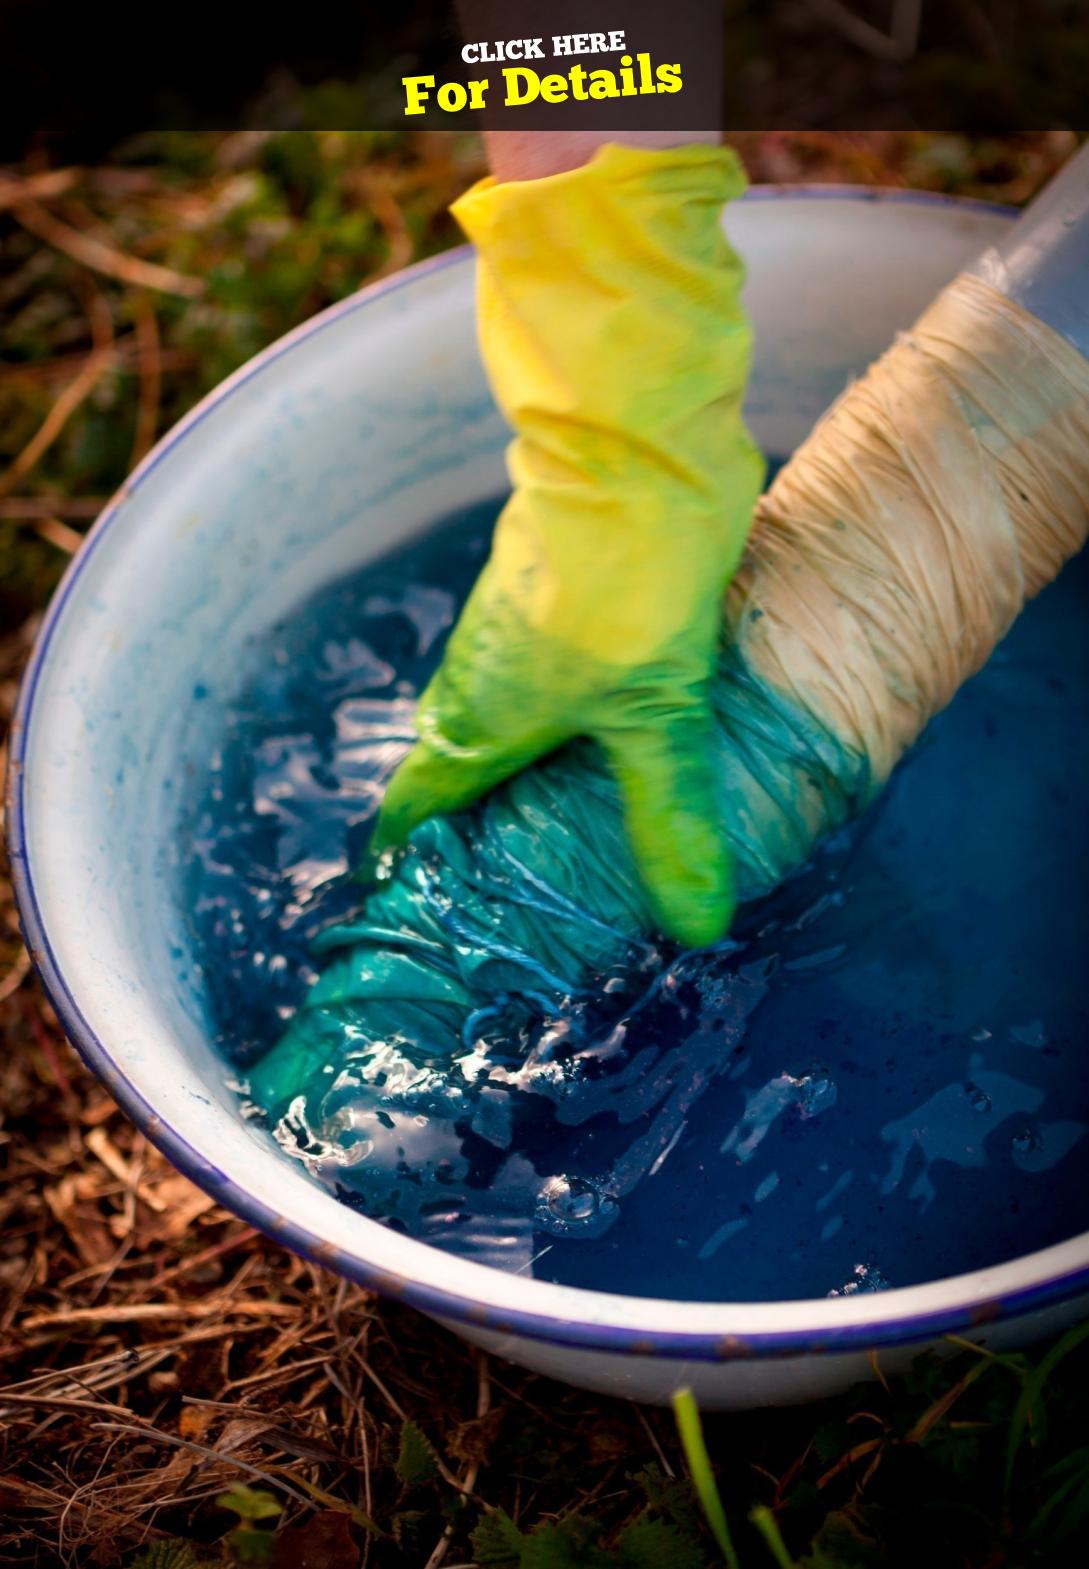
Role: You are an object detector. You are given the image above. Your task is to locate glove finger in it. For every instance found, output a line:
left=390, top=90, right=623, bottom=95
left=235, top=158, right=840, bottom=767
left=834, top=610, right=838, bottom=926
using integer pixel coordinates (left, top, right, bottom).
left=602, top=712, right=734, bottom=949
left=371, top=727, right=558, bottom=855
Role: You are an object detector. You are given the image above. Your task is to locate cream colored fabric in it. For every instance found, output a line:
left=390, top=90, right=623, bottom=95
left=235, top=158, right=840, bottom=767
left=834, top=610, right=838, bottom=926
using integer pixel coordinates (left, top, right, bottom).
left=730, top=273, right=1089, bottom=790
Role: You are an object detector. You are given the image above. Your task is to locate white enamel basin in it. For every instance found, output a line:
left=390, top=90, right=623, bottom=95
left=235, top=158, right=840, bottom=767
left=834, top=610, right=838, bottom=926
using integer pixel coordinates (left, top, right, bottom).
left=12, top=187, right=1089, bottom=1407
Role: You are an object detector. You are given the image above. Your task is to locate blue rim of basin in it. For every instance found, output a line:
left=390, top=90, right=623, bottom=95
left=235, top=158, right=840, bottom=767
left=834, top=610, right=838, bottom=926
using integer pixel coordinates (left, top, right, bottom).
left=13, top=185, right=1089, bottom=1364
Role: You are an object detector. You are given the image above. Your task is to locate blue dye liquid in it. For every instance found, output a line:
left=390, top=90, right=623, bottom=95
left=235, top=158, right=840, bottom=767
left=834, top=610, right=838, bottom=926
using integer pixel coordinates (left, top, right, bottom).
left=183, top=499, right=1089, bottom=1302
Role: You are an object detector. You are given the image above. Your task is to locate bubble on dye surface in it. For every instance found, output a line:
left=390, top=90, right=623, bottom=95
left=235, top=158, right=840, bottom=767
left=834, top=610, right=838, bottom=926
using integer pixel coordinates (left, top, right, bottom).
left=1011, top=1124, right=1042, bottom=1155
left=1010, top=1121, right=1087, bottom=1175
left=828, top=1263, right=890, bottom=1297
left=535, top=1175, right=620, bottom=1239
left=964, top=1081, right=993, bottom=1114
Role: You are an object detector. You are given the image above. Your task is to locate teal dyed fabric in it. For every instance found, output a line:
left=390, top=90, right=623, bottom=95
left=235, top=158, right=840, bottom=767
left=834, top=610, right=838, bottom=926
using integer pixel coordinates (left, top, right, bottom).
left=248, top=632, right=872, bottom=1115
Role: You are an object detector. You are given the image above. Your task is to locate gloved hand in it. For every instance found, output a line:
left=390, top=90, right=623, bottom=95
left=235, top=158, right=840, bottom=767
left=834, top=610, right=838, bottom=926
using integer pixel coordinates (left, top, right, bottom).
left=373, top=142, right=764, bottom=947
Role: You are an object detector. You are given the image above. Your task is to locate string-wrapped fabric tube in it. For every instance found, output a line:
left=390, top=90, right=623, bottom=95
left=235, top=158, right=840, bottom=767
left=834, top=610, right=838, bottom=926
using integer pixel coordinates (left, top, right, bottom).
left=249, top=275, right=1089, bottom=1117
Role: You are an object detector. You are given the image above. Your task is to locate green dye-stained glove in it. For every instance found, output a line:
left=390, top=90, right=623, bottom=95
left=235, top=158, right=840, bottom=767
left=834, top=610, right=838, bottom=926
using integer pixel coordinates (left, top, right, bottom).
left=373, top=142, right=764, bottom=948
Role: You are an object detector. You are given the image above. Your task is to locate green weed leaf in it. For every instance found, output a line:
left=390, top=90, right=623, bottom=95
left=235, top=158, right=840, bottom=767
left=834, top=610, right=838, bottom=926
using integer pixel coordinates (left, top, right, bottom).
left=129, top=1544, right=216, bottom=1569
left=615, top=1514, right=707, bottom=1569
left=632, top=1463, right=700, bottom=1536
left=216, top=1484, right=283, bottom=1523
left=521, top=1514, right=607, bottom=1569
left=472, top=1506, right=527, bottom=1566
left=1026, top=1444, right=1089, bottom=1547
left=215, top=1484, right=282, bottom=1564
left=230, top=1525, right=277, bottom=1564
left=1005, top=1319, right=1089, bottom=1490
left=395, top=1417, right=439, bottom=1487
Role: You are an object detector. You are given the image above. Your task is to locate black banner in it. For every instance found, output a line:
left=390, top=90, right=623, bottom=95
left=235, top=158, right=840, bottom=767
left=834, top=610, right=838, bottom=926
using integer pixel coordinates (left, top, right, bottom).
left=4, top=0, right=1088, bottom=154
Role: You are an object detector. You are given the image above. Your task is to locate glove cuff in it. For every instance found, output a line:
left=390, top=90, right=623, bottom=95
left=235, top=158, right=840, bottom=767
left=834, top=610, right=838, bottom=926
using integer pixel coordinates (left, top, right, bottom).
left=451, top=141, right=747, bottom=237
left=450, top=140, right=762, bottom=594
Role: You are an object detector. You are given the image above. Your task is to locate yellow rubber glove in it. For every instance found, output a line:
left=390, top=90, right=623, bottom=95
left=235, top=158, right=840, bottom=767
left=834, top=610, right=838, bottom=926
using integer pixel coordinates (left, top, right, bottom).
left=373, top=142, right=764, bottom=947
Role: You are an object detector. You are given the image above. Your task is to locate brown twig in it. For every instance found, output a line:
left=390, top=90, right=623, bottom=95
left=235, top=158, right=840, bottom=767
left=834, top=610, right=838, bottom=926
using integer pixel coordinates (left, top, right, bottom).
left=0, top=1391, right=134, bottom=1418
left=805, top=0, right=923, bottom=62
left=0, top=948, right=31, bottom=1003
left=816, top=1436, right=884, bottom=1490
left=33, top=518, right=83, bottom=554
left=424, top=1353, right=491, bottom=1569
left=143, top=1226, right=259, bottom=1292
left=0, top=341, right=195, bottom=386
left=633, top=1403, right=675, bottom=1478
left=0, top=497, right=106, bottom=518
left=905, top=1361, right=989, bottom=1444
left=0, top=167, right=78, bottom=212
left=129, top=293, right=162, bottom=467
left=0, top=276, right=116, bottom=502
left=0, top=351, right=112, bottom=501
left=21, top=1299, right=302, bottom=1330
left=90, top=1421, right=323, bottom=1512
left=362, top=177, right=414, bottom=279
left=11, top=198, right=204, bottom=298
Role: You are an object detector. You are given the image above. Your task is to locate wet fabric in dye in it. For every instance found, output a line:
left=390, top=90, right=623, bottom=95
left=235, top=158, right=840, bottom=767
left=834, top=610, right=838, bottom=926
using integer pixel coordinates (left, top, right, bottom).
left=181, top=500, right=1089, bottom=1302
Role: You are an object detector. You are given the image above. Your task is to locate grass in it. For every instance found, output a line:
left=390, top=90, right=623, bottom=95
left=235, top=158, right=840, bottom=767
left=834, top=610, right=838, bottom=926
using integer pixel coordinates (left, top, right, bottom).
left=674, top=1389, right=741, bottom=1568
left=2, top=130, right=1088, bottom=1567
